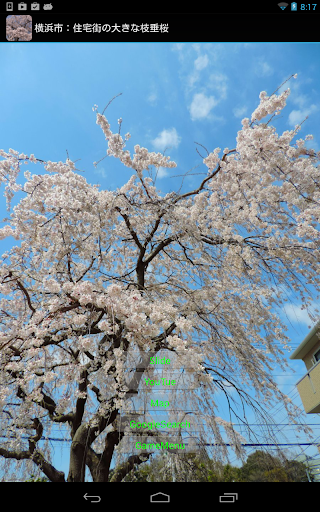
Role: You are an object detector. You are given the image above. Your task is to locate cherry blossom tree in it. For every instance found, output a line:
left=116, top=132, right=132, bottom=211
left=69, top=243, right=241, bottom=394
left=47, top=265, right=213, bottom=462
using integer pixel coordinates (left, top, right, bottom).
left=0, top=75, right=319, bottom=482
left=6, top=15, right=32, bottom=42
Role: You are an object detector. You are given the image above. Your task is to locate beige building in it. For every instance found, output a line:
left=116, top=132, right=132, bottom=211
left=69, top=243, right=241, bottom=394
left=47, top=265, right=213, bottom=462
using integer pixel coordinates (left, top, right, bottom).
left=290, top=320, right=320, bottom=414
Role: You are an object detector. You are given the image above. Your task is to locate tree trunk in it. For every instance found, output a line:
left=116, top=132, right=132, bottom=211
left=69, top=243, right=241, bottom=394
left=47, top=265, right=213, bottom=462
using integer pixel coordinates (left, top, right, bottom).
left=86, top=430, right=119, bottom=482
left=86, top=447, right=110, bottom=482
left=67, top=424, right=89, bottom=482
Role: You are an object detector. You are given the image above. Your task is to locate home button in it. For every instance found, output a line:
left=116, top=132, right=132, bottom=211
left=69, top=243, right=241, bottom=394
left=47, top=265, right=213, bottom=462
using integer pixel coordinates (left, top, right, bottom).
left=150, top=492, right=170, bottom=503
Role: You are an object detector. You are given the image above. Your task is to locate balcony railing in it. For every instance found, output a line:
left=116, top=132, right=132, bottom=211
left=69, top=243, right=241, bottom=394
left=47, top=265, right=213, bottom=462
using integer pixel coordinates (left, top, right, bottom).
left=296, top=359, right=320, bottom=414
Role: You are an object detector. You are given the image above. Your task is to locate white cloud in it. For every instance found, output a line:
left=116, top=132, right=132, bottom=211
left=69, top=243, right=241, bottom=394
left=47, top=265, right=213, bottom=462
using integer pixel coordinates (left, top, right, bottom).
left=233, top=105, right=247, bottom=118
left=255, top=59, right=273, bottom=77
left=172, top=44, right=228, bottom=122
left=94, top=167, right=107, bottom=178
left=208, top=72, right=228, bottom=100
left=274, top=373, right=298, bottom=394
left=282, top=303, right=320, bottom=328
left=192, top=43, right=201, bottom=53
left=155, top=166, right=169, bottom=179
left=288, top=104, right=318, bottom=127
left=151, top=127, right=181, bottom=152
left=174, top=43, right=184, bottom=52
left=194, top=54, right=209, bottom=71
left=187, top=55, right=210, bottom=89
left=147, top=92, right=158, bottom=105
left=189, top=92, right=217, bottom=120
left=292, top=93, right=309, bottom=109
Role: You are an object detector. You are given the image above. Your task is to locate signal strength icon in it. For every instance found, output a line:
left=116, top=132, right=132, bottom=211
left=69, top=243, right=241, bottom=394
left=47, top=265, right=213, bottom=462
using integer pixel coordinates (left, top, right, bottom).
left=278, top=2, right=289, bottom=9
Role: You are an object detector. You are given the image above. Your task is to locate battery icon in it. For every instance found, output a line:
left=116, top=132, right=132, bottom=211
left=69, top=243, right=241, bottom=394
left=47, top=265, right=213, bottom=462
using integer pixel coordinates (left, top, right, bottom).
left=291, top=2, right=298, bottom=9
left=219, top=493, right=239, bottom=503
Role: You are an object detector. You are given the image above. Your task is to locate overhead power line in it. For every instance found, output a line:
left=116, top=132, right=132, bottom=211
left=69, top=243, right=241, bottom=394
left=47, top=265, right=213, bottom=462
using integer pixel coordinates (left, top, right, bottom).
left=202, top=443, right=320, bottom=447
left=1, top=436, right=319, bottom=447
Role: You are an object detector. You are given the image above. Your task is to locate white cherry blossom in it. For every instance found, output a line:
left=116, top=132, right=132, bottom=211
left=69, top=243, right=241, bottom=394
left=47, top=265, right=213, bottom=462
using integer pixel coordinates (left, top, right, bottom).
left=0, top=76, right=318, bottom=482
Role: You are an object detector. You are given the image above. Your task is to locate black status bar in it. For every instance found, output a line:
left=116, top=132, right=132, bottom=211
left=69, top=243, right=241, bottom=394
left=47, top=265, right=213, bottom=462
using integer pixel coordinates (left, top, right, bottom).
left=2, top=5, right=320, bottom=14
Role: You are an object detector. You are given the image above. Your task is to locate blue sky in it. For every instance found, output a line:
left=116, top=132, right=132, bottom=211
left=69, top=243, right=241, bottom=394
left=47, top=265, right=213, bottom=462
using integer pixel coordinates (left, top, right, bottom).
left=1, top=42, right=320, bottom=479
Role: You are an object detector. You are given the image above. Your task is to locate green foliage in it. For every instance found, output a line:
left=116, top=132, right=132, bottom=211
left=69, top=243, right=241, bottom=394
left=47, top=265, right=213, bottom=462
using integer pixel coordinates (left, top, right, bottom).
left=26, top=474, right=49, bottom=482
left=237, top=450, right=308, bottom=482
left=117, top=449, right=309, bottom=482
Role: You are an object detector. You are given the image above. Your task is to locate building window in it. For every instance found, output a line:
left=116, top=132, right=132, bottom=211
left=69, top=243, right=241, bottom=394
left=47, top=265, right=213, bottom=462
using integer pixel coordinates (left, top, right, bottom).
left=313, top=348, right=320, bottom=364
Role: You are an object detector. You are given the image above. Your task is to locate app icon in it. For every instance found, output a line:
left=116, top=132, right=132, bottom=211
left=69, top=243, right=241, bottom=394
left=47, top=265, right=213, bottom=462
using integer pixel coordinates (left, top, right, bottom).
left=6, top=2, right=14, bottom=10
left=150, top=492, right=170, bottom=503
left=18, top=2, right=27, bottom=9
left=219, top=493, right=239, bottom=503
left=31, top=2, right=40, bottom=9
left=43, top=3, right=53, bottom=8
